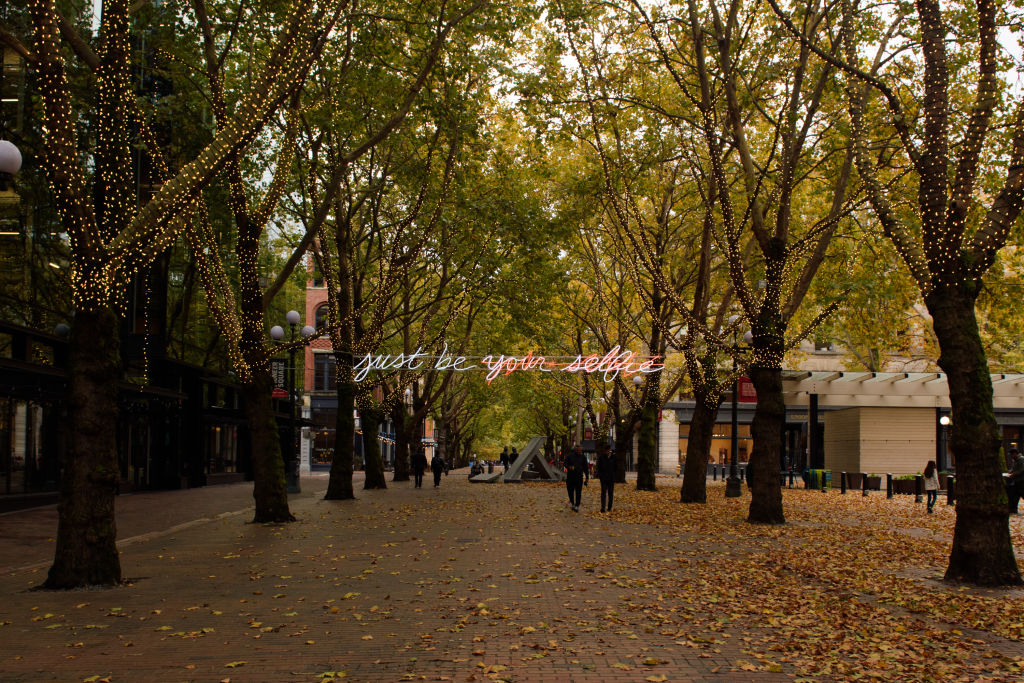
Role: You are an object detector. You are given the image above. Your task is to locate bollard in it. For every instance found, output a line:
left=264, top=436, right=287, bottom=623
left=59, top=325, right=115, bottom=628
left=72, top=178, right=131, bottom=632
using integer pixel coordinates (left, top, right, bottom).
left=886, top=473, right=893, bottom=499
left=840, top=471, right=847, bottom=494
left=821, top=470, right=827, bottom=493
left=788, top=469, right=795, bottom=488
left=915, top=474, right=924, bottom=503
left=861, top=471, right=868, bottom=497
left=947, top=477, right=955, bottom=505
left=713, top=465, right=717, bottom=481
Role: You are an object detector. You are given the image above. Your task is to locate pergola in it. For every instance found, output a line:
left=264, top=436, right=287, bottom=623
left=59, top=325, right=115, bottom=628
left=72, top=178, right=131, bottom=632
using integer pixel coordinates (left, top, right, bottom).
left=781, top=371, right=1024, bottom=474
left=782, top=371, right=1024, bottom=409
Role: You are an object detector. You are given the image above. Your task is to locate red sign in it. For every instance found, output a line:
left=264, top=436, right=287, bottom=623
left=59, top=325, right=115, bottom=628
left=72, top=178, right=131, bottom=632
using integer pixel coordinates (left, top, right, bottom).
left=738, top=377, right=757, bottom=403
left=272, top=388, right=288, bottom=398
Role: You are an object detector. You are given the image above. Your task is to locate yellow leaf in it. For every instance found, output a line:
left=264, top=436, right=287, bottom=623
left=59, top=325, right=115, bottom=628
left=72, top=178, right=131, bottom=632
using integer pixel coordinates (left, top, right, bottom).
left=224, top=661, right=246, bottom=668
left=646, top=676, right=667, bottom=682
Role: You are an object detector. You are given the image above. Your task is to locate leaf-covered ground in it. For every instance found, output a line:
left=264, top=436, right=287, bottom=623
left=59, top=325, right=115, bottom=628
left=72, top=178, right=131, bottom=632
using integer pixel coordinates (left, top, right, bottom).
left=0, top=473, right=1022, bottom=681
left=604, top=481, right=1024, bottom=681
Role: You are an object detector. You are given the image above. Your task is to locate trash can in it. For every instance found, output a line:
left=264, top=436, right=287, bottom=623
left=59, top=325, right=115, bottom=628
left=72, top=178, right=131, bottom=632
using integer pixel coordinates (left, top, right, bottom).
left=807, top=469, right=832, bottom=489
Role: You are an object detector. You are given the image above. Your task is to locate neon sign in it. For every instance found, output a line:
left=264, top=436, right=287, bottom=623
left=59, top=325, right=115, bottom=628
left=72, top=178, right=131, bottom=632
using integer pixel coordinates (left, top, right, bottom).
left=352, top=344, right=664, bottom=383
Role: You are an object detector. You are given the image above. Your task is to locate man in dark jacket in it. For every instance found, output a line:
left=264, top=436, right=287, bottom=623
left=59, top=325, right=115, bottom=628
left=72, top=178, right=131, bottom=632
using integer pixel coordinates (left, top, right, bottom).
left=411, top=447, right=428, bottom=488
left=500, top=446, right=509, bottom=472
left=565, top=445, right=589, bottom=512
left=431, top=452, right=446, bottom=487
left=596, top=446, right=616, bottom=512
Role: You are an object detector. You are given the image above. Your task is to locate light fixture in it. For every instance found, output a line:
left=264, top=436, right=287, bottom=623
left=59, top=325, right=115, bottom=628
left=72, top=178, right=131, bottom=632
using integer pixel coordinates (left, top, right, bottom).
left=940, top=415, right=951, bottom=426
left=0, top=140, right=22, bottom=176
left=270, top=325, right=284, bottom=341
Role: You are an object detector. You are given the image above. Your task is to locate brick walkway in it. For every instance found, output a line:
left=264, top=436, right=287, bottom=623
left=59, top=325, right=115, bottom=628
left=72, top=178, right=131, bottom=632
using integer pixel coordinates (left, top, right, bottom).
left=0, top=471, right=1020, bottom=681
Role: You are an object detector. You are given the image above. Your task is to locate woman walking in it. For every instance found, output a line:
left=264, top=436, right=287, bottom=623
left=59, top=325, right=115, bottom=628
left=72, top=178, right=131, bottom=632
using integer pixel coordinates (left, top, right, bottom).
left=924, top=460, right=939, bottom=513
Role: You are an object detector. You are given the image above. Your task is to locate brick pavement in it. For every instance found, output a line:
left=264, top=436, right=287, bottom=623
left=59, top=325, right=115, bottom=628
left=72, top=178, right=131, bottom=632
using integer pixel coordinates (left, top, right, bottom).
left=0, top=472, right=1019, bottom=682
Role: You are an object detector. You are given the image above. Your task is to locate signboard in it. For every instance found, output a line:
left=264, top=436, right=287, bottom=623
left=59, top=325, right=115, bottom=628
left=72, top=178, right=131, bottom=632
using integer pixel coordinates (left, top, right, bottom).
left=272, top=388, right=288, bottom=398
left=738, top=376, right=757, bottom=403
left=270, top=358, right=286, bottom=390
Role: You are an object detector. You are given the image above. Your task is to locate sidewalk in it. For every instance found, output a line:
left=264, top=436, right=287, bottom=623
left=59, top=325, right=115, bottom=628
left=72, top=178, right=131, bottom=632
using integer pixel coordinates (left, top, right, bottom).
left=1, top=471, right=1021, bottom=681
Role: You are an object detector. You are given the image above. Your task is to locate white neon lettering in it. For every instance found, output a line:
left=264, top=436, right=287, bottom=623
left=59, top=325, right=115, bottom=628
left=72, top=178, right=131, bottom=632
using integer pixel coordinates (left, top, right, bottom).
left=351, top=347, right=663, bottom=382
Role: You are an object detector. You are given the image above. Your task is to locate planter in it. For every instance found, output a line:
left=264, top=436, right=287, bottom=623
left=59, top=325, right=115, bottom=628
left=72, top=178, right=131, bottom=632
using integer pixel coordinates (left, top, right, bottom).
left=892, top=479, right=917, bottom=495
left=865, top=476, right=882, bottom=490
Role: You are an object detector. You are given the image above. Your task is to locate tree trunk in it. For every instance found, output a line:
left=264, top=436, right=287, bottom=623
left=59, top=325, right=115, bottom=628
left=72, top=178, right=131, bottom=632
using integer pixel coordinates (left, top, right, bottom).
left=680, top=394, right=722, bottom=504
left=928, top=287, right=1021, bottom=585
left=325, top=373, right=356, bottom=500
left=391, top=405, right=410, bottom=482
left=636, top=376, right=660, bottom=491
left=242, top=369, right=294, bottom=522
left=613, top=413, right=636, bottom=484
left=45, top=307, right=122, bottom=589
left=747, top=365, right=785, bottom=524
left=361, top=406, right=387, bottom=489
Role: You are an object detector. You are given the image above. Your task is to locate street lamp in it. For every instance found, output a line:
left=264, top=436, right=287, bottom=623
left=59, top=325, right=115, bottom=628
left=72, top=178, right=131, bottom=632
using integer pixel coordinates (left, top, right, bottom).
left=938, top=414, right=952, bottom=471
left=631, top=374, right=643, bottom=471
left=270, top=310, right=313, bottom=494
left=725, top=316, right=752, bottom=498
left=0, top=139, right=22, bottom=191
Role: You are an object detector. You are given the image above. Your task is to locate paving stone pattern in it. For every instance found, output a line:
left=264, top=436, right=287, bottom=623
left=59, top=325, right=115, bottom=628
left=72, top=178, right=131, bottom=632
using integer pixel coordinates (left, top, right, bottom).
left=0, top=472, right=993, bottom=682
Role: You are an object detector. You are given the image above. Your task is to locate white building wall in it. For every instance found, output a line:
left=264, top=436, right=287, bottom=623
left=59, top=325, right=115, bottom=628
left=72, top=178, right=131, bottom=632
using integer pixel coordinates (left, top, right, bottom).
left=659, top=411, right=680, bottom=475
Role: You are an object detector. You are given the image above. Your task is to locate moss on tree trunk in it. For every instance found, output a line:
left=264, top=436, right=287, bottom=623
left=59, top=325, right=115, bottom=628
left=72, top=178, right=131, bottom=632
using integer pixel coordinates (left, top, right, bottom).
left=636, top=389, right=659, bottom=491
left=44, top=307, right=122, bottom=589
left=928, top=286, right=1021, bottom=585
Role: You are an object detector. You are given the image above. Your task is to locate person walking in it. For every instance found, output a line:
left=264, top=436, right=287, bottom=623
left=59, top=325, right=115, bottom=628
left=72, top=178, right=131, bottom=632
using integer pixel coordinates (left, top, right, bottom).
left=509, top=446, right=519, bottom=470
left=411, top=446, right=428, bottom=488
left=564, top=445, right=589, bottom=512
left=596, top=447, right=616, bottom=512
left=923, top=460, right=939, bottom=513
left=431, top=451, right=446, bottom=487
left=500, top=446, right=510, bottom=473
left=1007, top=449, right=1024, bottom=513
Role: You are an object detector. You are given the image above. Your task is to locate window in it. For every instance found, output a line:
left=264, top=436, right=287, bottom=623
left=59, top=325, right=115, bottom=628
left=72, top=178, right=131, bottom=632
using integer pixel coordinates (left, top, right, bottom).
left=313, top=353, right=336, bottom=391
left=314, top=304, right=329, bottom=331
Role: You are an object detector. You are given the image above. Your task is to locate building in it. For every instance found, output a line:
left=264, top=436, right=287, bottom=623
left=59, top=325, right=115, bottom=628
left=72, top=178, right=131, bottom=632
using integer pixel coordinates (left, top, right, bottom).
left=661, top=364, right=1024, bottom=477
left=303, top=274, right=436, bottom=471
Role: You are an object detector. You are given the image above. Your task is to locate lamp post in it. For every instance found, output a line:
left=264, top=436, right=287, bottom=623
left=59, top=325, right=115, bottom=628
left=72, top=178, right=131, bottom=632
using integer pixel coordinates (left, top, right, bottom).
left=404, top=387, right=414, bottom=470
left=939, top=414, right=952, bottom=472
left=270, top=310, right=312, bottom=493
left=725, top=316, right=752, bottom=498
left=631, top=374, right=643, bottom=471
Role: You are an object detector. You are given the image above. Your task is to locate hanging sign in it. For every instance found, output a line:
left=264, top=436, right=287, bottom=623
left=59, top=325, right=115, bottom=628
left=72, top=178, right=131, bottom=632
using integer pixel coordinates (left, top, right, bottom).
left=352, top=344, right=665, bottom=384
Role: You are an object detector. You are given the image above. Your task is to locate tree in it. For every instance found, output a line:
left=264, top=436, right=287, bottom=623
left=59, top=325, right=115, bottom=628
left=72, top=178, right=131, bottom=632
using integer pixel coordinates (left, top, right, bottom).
left=630, top=0, right=859, bottom=522
left=773, top=0, right=1024, bottom=584
left=15, top=0, right=339, bottom=587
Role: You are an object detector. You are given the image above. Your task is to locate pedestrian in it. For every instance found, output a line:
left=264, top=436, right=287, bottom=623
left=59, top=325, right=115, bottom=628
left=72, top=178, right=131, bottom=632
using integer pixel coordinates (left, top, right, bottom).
left=509, top=446, right=518, bottom=469
left=1008, top=449, right=1024, bottom=513
left=564, top=445, right=589, bottom=512
left=923, top=460, right=939, bottom=513
left=500, top=446, right=509, bottom=472
left=596, top=447, right=616, bottom=513
left=431, top=451, right=445, bottom=487
left=411, top=446, right=428, bottom=488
